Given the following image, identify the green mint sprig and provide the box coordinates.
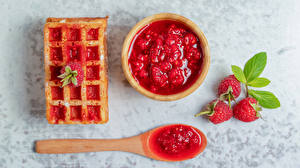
[231,52,280,109]
[58,66,78,87]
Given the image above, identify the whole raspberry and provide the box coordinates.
[150,66,168,87]
[58,62,84,87]
[185,47,201,60]
[169,68,184,86]
[168,24,186,36]
[218,75,241,107]
[159,61,172,72]
[195,99,233,124]
[233,97,262,122]
[183,33,197,46]
[137,54,148,62]
[131,60,144,72]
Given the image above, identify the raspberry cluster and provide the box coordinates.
[195,75,262,124]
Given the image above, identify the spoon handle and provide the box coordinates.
[36,136,144,154]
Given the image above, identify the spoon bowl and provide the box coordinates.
[36,124,207,161]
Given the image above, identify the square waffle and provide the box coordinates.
[44,17,109,124]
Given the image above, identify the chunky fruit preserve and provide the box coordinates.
[149,124,203,161]
[128,20,203,95]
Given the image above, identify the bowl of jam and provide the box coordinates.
[122,13,210,101]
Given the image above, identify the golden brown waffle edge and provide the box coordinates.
[44,17,108,124]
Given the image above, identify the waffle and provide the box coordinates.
[44,17,109,124]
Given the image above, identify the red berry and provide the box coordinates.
[159,61,172,72]
[168,24,186,36]
[184,33,197,46]
[172,59,183,67]
[167,34,183,46]
[150,44,162,63]
[169,68,184,86]
[158,51,166,62]
[187,60,200,70]
[150,66,168,87]
[233,97,262,122]
[145,30,158,40]
[131,60,144,71]
[168,46,181,63]
[137,39,150,50]
[59,62,84,87]
[218,75,241,100]
[195,99,233,124]
[137,54,148,62]
[185,47,201,60]
[164,44,172,55]
[170,44,180,53]
[165,36,176,46]
[155,38,163,48]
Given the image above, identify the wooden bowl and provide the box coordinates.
[122,13,210,101]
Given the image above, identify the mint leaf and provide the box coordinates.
[231,65,246,83]
[243,52,267,83]
[248,77,270,87]
[71,77,78,86]
[65,66,72,74]
[248,89,280,109]
[57,74,66,78]
[62,79,70,87]
[72,70,78,77]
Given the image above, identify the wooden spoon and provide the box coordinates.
[36,124,207,161]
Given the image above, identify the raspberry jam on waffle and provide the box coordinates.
[44,17,108,124]
[128,20,203,95]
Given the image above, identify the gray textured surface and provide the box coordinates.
[0,0,300,167]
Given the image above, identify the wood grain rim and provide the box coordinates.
[122,13,210,101]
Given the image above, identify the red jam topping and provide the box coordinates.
[67,28,81,41]
[70,87,81,100]
[87,105,101,121]
[67,45,82,62]
[51,86,64,100]
[86,65,100,80]
[149,124,203,161]
[87,28,99,40]
[49,28,62,41]
[128,20,203,95]
[70,106,83,121]
[50,105,66,123]
[86,46,99,61]
[50,47,63,61]
[86,85,100,100]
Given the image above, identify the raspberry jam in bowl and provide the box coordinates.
[122,13,210,101]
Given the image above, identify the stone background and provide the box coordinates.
[0,0,299,167]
